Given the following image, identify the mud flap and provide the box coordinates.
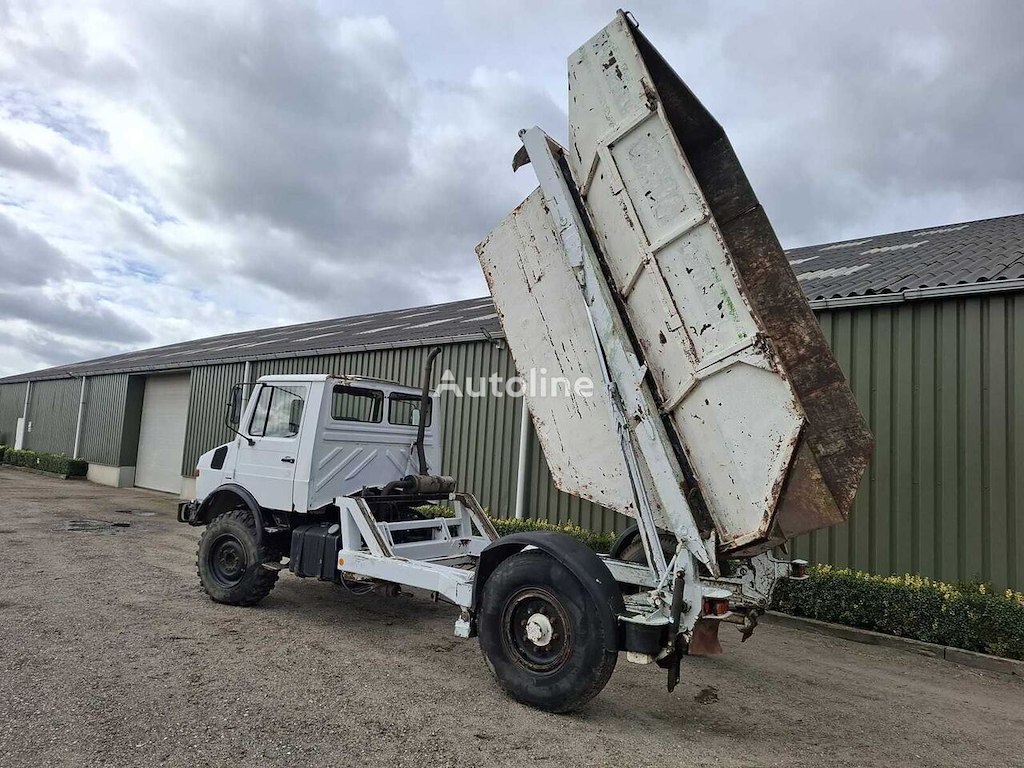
[687,619,724,657]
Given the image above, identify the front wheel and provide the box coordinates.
[478,549,618,712]
[197,508,279,606]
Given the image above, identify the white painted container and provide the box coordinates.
[478,13,871,555]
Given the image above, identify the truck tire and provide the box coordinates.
[478,549,617,713]
[197,509,279,606]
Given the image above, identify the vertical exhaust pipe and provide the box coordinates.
[416,346,442,475]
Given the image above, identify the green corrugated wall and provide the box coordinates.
[24,378,80,455]
[181,363,246,475]
[79,374,130,466]
[1,373,143,466]
[0,381,27,446]
[794,294,1024,590]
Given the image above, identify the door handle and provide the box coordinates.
[281,457,295,464]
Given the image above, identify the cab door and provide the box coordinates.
[235,383,309,511]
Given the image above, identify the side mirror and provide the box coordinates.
[228,384,244,427]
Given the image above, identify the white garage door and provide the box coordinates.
[135,374,191,494]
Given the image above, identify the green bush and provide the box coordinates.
[415,505,617,553]
[2,448,88,477]
[0,444,7,463]
[488,516,617,554]
[772,564,1024,661]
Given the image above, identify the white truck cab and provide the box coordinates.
[194,374,441,514]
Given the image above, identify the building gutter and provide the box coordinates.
[808,278,1024,311]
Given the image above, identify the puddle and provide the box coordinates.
[56,519,132,533]
[114,509,157,517]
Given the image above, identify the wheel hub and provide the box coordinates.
[501,587,572,674]
[525,613,554,646]
[209,534,247,587]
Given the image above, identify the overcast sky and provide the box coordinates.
[1,1,1022,377]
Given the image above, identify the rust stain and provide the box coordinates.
[641,78,658,111]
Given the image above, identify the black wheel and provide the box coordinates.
[478,550,617,713]
[197,509,279,606]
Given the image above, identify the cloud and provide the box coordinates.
[0,0,1021,378]
[0,211,86,286]
[709,0,1024,244]
[0,129,79,184]
[0,288,152,343]
[0,326,128,369]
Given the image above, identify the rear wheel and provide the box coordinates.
[197,508,279,606]
[478,550,617,713]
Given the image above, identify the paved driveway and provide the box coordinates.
[1,468,1021,768]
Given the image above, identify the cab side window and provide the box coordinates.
[388,393,431,427]
[249,385,306,438]
[332,385,383,422]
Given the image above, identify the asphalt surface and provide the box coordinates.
[1,468,1022,768]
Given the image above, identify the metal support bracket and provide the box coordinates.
[518,126,716,584]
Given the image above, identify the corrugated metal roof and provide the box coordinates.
[1,297,502,383]
[3,212,1021,384]
[788,212,1024,301]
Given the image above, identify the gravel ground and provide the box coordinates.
[1,468,1022,768]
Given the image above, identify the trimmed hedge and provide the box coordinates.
[488,516,617,554]
[2,448,88,477]
[416,505,617,554]
[0,444,6,463]
[772,564,1024,661]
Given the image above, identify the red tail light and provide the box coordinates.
[702,597,730,616]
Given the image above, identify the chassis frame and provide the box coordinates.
[329,491,800,668]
